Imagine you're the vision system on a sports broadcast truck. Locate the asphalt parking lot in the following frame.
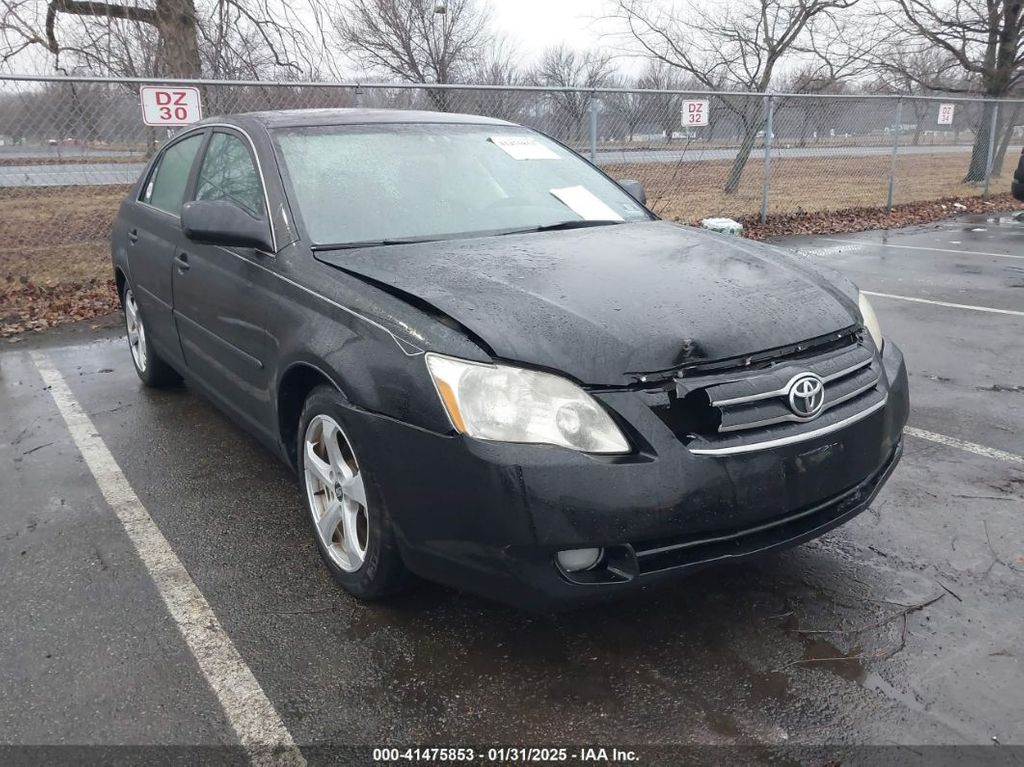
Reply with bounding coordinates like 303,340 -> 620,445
1,212 -> 1022,758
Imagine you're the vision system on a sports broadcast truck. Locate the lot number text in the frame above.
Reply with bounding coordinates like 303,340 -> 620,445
140,87 -> 203,126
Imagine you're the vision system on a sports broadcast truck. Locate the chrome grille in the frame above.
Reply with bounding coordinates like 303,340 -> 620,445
647,338 -> 888,456
707,345 -> 879,434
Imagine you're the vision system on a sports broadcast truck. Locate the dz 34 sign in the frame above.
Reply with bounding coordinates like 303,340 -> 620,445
140,86 -> 203,126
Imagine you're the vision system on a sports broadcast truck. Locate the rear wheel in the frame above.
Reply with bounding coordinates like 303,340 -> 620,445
298,386 -> 412,600
122,286 -> 180,387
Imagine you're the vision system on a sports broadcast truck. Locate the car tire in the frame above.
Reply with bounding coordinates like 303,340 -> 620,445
122,285 -> 180,388
298,385 -> 412,600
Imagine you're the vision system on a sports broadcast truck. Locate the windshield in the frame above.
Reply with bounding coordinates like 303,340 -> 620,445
273,123 -> 652,247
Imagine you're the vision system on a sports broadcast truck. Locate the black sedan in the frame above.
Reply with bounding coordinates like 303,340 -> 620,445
112,109 -> 908,610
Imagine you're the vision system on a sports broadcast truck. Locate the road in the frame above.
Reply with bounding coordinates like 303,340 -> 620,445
0,146 -> 139,160
0,142 -> 982,188
1,214 -> 1022,759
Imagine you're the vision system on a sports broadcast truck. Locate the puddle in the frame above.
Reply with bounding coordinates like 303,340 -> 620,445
781,612 -> 867,684
798,635 -> 867,683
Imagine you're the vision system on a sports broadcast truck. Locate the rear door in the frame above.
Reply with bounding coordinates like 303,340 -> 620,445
171,128 -> 277,436
127,131 -> 206,367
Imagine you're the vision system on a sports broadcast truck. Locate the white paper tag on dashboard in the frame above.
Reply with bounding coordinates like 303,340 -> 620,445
489,135 -> 560,160
550,186 -> 624,221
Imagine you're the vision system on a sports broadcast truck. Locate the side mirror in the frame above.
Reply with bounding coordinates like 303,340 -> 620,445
181,200 -> 274,252
618,179 -> 647,206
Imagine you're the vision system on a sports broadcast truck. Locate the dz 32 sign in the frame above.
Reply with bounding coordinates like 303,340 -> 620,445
682,100 -> 710,127
140,86 -> 203,126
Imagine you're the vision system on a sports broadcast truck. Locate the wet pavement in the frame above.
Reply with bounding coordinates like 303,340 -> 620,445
1,213 -> 1022,753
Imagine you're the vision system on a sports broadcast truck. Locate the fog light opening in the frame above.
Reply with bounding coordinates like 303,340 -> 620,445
556,547 -> 604,573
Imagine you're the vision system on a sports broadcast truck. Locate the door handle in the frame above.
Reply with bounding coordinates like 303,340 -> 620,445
127,228 -> 139,245
174,252 -> 191,273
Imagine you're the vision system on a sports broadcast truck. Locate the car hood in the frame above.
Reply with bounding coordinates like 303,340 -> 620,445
315,221 -> 859,384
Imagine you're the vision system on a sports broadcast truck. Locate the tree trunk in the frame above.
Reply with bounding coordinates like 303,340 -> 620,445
964,101 -> 998,183
154,0 -> 201,78
426,87 -> 451,112
993,103 -> 1022,175
724,121 -> 761,194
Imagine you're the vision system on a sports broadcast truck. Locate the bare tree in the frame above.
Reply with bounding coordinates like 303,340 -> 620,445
874,0 -> 1024,180
532,44 -> 613,141
611,0 -> 858,193
461,41 -> 531,121
866,48 -> 961,145
636,59 -> 688,143
1,0 -> 329,78
333,0 -> 493,111
774,63 -> 853,147
603,76 -> 646,142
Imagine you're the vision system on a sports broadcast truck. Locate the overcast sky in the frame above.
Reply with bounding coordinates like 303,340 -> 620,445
491,0 -> 639,68
493,0 -> 608,56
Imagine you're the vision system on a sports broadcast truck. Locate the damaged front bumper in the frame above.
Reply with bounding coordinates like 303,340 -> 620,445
341,340 -> 910,610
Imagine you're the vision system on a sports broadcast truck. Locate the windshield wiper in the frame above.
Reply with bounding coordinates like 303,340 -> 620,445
498,220 -> 625,236
312,220 -> 625,250
311,235 -> 448,252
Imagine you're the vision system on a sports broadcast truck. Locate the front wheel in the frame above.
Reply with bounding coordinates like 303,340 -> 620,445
298,385 -> 412,600
122,286 -> 180,387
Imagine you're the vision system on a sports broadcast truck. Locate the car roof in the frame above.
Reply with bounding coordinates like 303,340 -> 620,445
201,108 -> 517,131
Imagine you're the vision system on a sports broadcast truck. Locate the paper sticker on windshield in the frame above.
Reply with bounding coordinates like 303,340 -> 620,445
489,135 -> 560,160
550,186 -> 624,221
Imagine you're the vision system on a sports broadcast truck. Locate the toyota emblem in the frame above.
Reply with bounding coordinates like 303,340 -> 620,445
787,373 -> 825,419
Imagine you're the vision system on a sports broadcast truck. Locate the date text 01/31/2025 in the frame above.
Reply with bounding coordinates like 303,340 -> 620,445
372,747 -> 640,762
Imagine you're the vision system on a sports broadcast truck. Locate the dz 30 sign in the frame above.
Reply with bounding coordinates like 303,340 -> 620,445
140,86 -> 203,126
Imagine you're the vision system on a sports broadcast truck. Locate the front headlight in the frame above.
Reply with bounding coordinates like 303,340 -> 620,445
858,292 -> 883,350
425,353 -> 630,454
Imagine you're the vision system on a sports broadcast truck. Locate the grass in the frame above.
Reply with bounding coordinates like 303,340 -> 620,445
0,149 -> 1019,335
605,151 -> 1016,222
0,185 -> 129,287
0,155 -> 144,167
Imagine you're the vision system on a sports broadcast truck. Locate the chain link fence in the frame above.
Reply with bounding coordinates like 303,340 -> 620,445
1,74 -> 1022,329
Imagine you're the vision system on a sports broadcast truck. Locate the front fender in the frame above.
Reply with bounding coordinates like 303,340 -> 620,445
267,250 -> 487,434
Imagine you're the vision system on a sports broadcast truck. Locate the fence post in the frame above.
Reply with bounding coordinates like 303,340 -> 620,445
589,93 -> 598,163
886,97 -> 903,211
760,93 -> 775,225
983,100 -> 999,199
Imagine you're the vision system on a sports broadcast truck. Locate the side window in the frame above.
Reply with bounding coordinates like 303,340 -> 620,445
141,134 -> 204,215
194,132 -> 265,218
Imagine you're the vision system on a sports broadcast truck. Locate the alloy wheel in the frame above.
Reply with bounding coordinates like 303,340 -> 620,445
124,289 -> 148,372
303,414 -> 369,572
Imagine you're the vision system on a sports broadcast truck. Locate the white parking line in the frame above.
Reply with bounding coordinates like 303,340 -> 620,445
31,352 -> 305,766
905,427 -> 1024,466
795,244 -> 861,259
863,291 -> 1024,317
821,237 -> 1024,260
